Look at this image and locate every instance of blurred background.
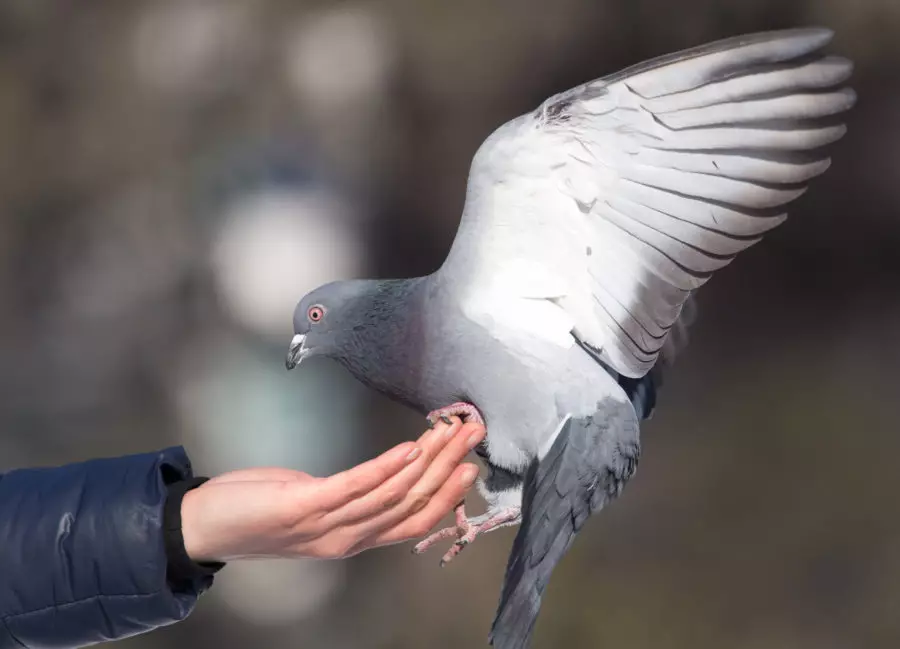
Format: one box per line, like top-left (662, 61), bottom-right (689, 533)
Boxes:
top-left (1, 1), bottom-right (899, 648)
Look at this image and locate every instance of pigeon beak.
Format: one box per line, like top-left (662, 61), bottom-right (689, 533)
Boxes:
top-left (285, 334), bottom-right (308, 370)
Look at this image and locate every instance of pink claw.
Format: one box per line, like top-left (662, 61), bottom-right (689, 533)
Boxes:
top-left (426, 402), bottom-right (485, 427)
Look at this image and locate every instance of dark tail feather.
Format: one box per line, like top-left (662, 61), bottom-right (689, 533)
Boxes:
top-left (489, 409), bottom-right (640, 649)
top-left (488, 527), bottom-right (574, 649)
top-left (488, 440), bottom-right (571, 649)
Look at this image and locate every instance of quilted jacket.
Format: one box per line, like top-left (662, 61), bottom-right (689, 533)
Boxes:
top-left (0, 446), bottom-right (211, 648)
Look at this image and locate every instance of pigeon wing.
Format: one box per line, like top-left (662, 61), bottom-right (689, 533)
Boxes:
top-left (439, 27), bottom-right (855, 378)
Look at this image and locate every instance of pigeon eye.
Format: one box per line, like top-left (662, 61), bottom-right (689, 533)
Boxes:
top-left (307, 305), bottom-right (325, 323)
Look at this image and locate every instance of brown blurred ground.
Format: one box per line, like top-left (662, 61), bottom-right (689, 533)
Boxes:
top-left (1, 1), bottom-right (899, 648)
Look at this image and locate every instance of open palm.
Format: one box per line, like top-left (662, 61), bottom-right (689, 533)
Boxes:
top-left (180, 417), bottom-right (485, 562)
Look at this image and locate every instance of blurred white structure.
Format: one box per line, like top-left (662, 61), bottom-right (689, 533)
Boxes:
top-left (285, 5), bottom-right (396, 114)
top-left (283, 5), bottom-right (400, 191)
top-left (133, 0), bottom-right (256, 96)
top-left (210, 187), bottom-right (363, 341)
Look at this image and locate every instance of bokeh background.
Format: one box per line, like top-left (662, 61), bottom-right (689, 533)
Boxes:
top-left (1, 1), bottom-right (899, 648)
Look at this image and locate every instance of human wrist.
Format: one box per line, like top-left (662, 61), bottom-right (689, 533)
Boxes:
top-left (164, 477), bottom-right (225, 587)
top-left (179, 486), bottom-right (214, 562)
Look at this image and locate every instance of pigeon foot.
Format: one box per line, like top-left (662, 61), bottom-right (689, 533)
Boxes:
top-left (412, 501), bottom-right (521, 566)
top-left (426, 402), bottom-right (485, 427)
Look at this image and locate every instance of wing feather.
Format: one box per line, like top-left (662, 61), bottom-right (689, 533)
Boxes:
top-left (441, 27), bottom-right (855, 377)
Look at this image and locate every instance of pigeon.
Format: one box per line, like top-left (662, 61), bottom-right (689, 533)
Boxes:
top-left (285, 27), bottom-right (855, 649)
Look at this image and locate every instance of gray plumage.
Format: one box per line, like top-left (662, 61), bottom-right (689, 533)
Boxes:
top-left (489, 403), bottom-right (639, 649)
top-left (286, 27), bottom-right (854, 649)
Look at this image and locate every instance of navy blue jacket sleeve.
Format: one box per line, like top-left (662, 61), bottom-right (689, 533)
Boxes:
top-left (0, 447), bottom-right (211, 648)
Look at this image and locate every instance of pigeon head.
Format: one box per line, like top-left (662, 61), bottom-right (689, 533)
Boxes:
top-left (285, 276), bottom-right (428, 411)
top-left (285, 279), bottom-right (369, 370)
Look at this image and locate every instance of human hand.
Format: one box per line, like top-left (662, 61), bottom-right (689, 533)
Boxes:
top-left (180, 417), bottom-right (485, 562)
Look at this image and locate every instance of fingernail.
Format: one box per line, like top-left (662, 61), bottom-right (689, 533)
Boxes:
top-left (444, 421), bottom-right (460, 438)
top-left (467, 432), bottom-right (484, 448)
top-left (405, 447), bottom-right (422, 463)
top-left (461, 466), bottom-right (479, 486)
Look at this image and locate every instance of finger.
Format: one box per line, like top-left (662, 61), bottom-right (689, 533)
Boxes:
top-left (411, 416), bottom-right (456, 446)
top-left (342, 422), bottom-right (484, 537)
top-left (311, 417), bottom-right (459, 511)
top-left (310, 440), bottom-right (422, 511)
top-left (365, 463), bottom-right (481, 548)
top-left (403, 422), bottom-right (484, 513)
top-left (326, 418), bottom-right (464, 524)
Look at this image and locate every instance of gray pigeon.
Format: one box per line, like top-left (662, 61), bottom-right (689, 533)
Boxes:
top-left (285, 27), bottom-right (855, 649)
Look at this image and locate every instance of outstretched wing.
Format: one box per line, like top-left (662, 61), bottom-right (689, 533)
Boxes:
top-left (439, 28), bottom-right (855, 378)
top-left (489, 402), bottom-right (640, 649)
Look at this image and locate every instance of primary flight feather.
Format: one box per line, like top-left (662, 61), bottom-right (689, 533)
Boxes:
top-left (285, 27), bottom-right (854, 649)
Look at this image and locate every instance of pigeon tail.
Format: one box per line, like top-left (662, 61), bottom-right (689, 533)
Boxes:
top-left (489, 402), bottom-right (640, 649)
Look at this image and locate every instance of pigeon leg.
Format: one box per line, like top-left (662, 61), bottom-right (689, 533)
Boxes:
top-left (412, 502), bottom-right (521, 566)
top-left (413, 502), bottom-right (471, 553)
top-left (426, 402), bottom-right (485, 427)
top-left (418, 402), bottom-right (504, 564)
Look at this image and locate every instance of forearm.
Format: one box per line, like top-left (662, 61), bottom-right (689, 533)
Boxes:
top-left (0, 447), bottom-right (213, 649)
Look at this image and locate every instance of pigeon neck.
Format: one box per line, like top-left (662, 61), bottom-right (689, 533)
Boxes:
top-left (333, 276), bottom-right (431, 411)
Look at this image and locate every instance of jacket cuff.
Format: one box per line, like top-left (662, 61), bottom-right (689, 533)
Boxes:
top-left (164, 476), bottom-right (226, 588)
